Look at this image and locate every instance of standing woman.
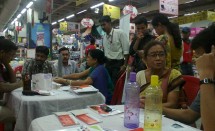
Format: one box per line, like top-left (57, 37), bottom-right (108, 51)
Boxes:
top-left (152, 14), bottom-right (182, 69)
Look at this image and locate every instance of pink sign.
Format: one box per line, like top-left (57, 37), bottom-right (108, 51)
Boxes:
top-left (190, 28), bottom-right (204, 37)
top-left (122, 5), bottom-right (138, 19)
top-left (81, 18), bottom-right (94, 28)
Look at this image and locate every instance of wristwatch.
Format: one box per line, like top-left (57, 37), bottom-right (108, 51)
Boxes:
top-left (200, 78), bottom-right (215, 85)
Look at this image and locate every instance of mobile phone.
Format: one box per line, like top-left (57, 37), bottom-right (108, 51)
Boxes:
top-left (100, 105), bottom-right (112, 112)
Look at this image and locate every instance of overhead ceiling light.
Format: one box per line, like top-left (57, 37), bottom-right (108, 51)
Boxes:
top-left (185, 0), bottom-right (196, 4)
top-left (17, 14), bottom-right (22, 18)
top-left (52, 22), bottom-right (57, 25)
top-left (168, 16), bottom-right (178, 19)
top-left (3, 28), bottom-right (7, 33)
top-left (66, 14), bottom-right (75, 19)
top-left (58, 18), bottom-right (64, 22)
top-left (109, 0), bottom-right (114, 1)
top-left (184, 12), bottom-right (197, 16)
top-left (11, 21), bottom-right (15, 25)
top-left (77, 10), bottom-right (87, 15)
top-left (90, 2), bottom-right (104, 9)
top-left (26, 1), bottom-right (33, 8)
top-left (21, 8), bottom-right (27, 14)
top-left (13, 18), bottom-right (17, 22)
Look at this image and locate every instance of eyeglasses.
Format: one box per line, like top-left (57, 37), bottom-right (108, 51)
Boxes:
top-left (147, 52), bottom-right (165, 58)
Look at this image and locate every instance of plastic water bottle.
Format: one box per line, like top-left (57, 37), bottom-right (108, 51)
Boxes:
top-left (124, 72), bottom-right (140, 129)
top-left (144, 75), bottom-right (163, 131)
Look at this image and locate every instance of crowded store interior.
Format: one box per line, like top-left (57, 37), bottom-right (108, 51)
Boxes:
top-left (0, 0), bottom-right (215, 131)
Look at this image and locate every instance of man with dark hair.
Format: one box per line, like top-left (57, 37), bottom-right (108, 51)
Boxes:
top-left (0, 39), bottom-right (22, 129)
top-left (180, 27), bottom-right (194, 76)
top-left (6, 35), bottom-right (12, 41)
top-left (54, 47), bottom-right (79, 76)
top-left (85, 38), bottom-right (96, 55)
top-left (22, 46), bottom-right (57, 77)
top-left (99, 15), bottom-right (129, 85)
top-left (129, 16), bottom-right (154, 72)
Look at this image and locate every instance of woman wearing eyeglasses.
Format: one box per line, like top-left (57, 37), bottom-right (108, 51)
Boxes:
top-left (137, 40), bottom-right (184, 109)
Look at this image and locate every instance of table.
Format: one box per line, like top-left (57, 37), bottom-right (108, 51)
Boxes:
top-left (29, 105), bottom-right (201, 131)
top-left (6, 88), bottom-right (105, 131)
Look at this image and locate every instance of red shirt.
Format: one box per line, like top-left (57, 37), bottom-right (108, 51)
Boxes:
top-left (85, 44), bottom-right (96, 55)
top-left (182, 40), bottom-right (193, 63)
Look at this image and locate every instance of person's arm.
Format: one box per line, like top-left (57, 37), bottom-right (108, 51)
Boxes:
top-left (133, 31), bottom-right (144, 52)
top-left (53, 76), bottom-right (93, 86)
top-left (196, 45), bottom-right (215, 130)
top-left (163, 90), bottom-right (179, 108)
top-left (163, 107), bottom-right (200, 124)
top-left (3, 63), bottom-right (16, 83)
top-left (63, 68), bottom-right (90, 79)
top-left (0, 80), bottom-right (23, 92)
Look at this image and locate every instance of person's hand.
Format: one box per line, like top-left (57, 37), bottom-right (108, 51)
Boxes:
top-left (137, 32), bottom-right (144, 40)
top-left (140, 96), bottom-right (145, 109)
top-left (17, 80), bottom-right (23, 87)
top-left (53, 77), bottom-right (65, 84)
top-left (196, 45), bottom-right (215, 79)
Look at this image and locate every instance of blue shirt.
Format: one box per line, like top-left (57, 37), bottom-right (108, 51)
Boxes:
top-left (190, 92), bottom-right (200, 113)
top-left (89, 64), bottom-right (113, 102)
top-left (54, 60), bottom-right (79, 76)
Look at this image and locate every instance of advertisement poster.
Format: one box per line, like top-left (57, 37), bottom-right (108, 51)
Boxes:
top-left (31, 23), bottom-right (51, 48)
top-left (103, 4), bottom-right (120, 19)
top-left (159, 0), bottom-right (178, 15)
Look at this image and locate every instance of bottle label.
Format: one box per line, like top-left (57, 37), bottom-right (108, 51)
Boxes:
top-left (144, 111), bottom-right (162, 130)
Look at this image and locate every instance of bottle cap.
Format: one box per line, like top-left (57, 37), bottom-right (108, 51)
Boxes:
top-left (129, 72), bottom-right (136, 82)
top-left (151, 75), bottom-right (159, 86)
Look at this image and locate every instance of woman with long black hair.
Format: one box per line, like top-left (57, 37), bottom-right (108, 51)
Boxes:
top-left (152, 13), bottom-right (182, 69)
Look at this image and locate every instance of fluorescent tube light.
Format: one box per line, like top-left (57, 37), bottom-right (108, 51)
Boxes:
top-left (3, 28), bottom-right (7, 33)
top-left (52, 22), bottom-right (57, 25)
top-left (26, 2), bottom-right (33, 8)
top-left (21, 8), bottom-right (27, 14)
top-left (58, 18), bottom-right (64, 22)
top-left (17, 14), bottom-right (22, 18)
top-left (90, 2), bottom-right (104, 9)
top-left (77, 10), bottom-right (87, 15)
top-left (66, 14), bottom-right (75, 19)
top-left (109, 0), bottom-right (114, 1)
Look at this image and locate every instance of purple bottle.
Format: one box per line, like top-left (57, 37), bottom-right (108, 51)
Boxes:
top-left (124, 72), bottom-right (140, 129)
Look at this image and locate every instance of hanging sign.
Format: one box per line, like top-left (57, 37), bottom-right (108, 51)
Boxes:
top-left (122, 5), bottom-right (138, 19)
top-left (76, 0), bottom-right (88, 6)
top-left (103, 4), bottom-right (120, 19)
top-left (159, 0), bottom-right (178, 15)
top-left (81, 18), bottom-right (94, 28)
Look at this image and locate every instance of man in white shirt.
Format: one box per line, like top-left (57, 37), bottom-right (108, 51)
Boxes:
top-left (99, 15), bottom-right (129, 85)
top-left (54, 47), bottom-right (79, 76)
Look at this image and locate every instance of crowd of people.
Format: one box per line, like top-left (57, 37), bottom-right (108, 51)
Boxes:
top-left (0, 14), bottom-right (215, 131)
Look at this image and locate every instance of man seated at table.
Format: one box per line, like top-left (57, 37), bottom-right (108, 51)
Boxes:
top-left (54, 49), bottom-right (113, 104)
top-left (0, 39), bottom-right (23, 129)
top-left (22, 46), bottom-right (57, 77)
top-left (54, 47), bottom-right (79, 76)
